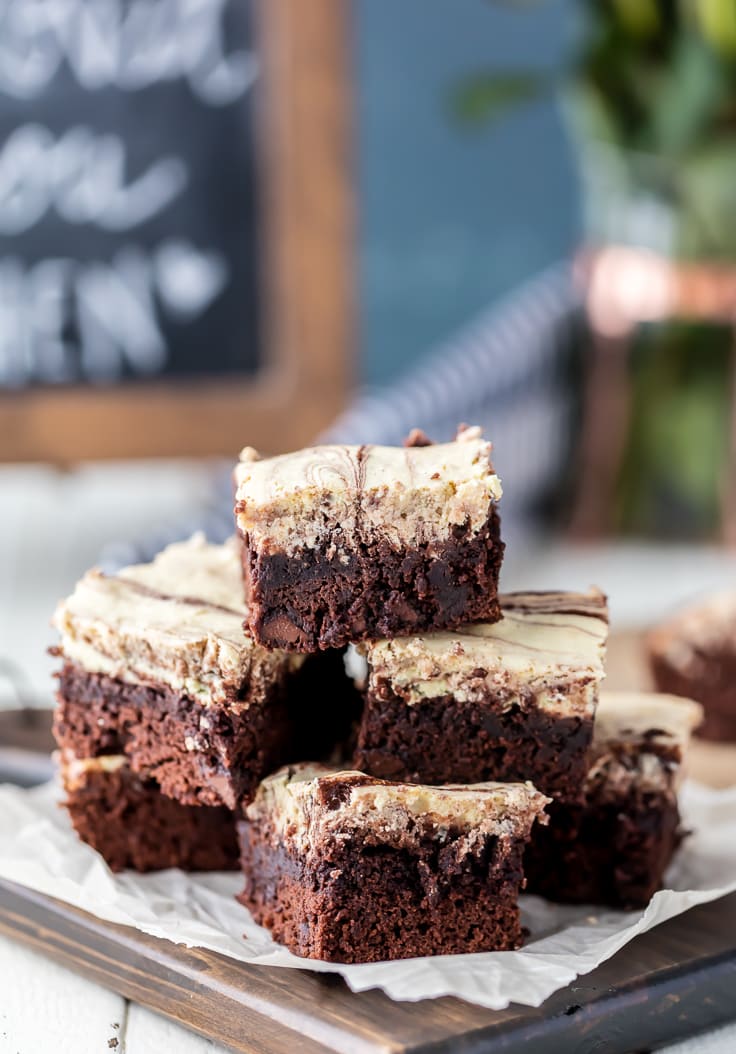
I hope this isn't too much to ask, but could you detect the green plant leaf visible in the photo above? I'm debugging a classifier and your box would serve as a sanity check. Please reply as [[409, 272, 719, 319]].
[[695, 0, 736, 56], [565, 82, 624, 146], [611, 0, 660, 39], [649, 34, 726, 155], [451, 72, 550, 125], [677, 140, 736, 257]]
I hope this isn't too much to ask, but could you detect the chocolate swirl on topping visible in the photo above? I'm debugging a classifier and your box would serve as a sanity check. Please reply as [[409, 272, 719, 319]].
[[499, 589, 609, 623], [362, 588, 609, 705], [110, 576, 245, 619], [300, 445, 367, 494]]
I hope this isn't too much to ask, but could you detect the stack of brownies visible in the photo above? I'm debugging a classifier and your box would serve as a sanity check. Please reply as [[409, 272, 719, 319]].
[[51, 426, 703, 963]]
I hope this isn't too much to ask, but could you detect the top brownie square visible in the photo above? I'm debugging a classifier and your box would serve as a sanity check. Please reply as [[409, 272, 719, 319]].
[[233, 426, 504, 650]]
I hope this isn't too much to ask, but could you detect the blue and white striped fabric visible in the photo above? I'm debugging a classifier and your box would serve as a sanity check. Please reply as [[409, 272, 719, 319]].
[[102, 262, 581, 569], [325, 262, 581, 522]]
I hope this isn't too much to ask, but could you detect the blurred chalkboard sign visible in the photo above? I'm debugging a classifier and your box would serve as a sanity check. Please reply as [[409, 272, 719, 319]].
[[0, 0, 353, 461]]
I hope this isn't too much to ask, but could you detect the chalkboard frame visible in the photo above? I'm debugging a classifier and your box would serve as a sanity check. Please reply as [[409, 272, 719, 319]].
[[0, 0, 354, 462]]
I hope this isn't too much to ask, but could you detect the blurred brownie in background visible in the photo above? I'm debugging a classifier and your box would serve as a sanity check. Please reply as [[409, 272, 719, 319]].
[[524, 692, 702, 908], [238, 763, 549, 962], [233, 426, 504, 651], [648, 594, 736, 741], [351, 589, 608, 802]]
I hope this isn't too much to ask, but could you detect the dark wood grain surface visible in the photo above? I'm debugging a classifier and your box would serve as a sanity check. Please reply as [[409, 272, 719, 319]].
[[0, 878, 734, 1054]]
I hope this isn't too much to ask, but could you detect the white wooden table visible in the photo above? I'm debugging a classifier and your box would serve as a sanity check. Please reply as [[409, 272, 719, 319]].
[[1, 462, 735, 1053], [0, 932, 221, 1053]]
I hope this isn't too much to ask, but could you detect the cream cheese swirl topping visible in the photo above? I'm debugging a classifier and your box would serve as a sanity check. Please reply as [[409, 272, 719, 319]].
[[234, 427, 502, 553], [247, 763, 549, 852], [53, 534, 301, 704], [360, 588, 609, 706]]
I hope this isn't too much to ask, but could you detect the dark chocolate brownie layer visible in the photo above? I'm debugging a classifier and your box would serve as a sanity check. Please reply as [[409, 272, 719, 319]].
[[237, 821, 524, 962], [65, 764, 238, 873], [353, 685, 593, 802], [55, 664, 295, 809], [239, 508, 504, 651], [524, 741, 683, 908], [524, 794, 680, 909], [55, 656, 359, 809], [649, 651, 736, 741]]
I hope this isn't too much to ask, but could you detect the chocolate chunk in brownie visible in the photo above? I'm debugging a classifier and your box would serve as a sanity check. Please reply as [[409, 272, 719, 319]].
[[237, 763, 549, 962], [233, 425, 504, 651], [524, 691, 703, 908], [352, 589, 609, 802]]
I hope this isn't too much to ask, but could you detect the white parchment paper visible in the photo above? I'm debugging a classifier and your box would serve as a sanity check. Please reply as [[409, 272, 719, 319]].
[[0, 779, 734, 1010]]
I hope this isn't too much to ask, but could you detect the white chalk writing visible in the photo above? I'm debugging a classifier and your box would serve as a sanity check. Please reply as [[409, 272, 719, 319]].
[[0, 124, 188, 234], [0, 0, 251, 386], [0, 0, 258, 104], [0, 241, 229, 384]]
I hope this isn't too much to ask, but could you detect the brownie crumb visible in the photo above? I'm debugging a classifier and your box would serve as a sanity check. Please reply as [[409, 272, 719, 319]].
[[403, 428, 433, 447], [354, 693, 592, 801]]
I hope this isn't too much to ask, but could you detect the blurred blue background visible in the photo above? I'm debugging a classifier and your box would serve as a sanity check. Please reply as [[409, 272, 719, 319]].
[[357, 0, 579, 383]]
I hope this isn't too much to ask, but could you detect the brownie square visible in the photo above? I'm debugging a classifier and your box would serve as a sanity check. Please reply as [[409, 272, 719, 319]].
[[52, 534, 352, 809], [648, 593, 736, 741], [61, 751, 238, 873], [524, 691, 703, 908], [237, 764, 548, 962], [233, 426, 504, 651], [352, 589, 609, 802]]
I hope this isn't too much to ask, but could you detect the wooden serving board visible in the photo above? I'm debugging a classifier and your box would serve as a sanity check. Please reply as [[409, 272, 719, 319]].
[[0, 878, 734, 1054]]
